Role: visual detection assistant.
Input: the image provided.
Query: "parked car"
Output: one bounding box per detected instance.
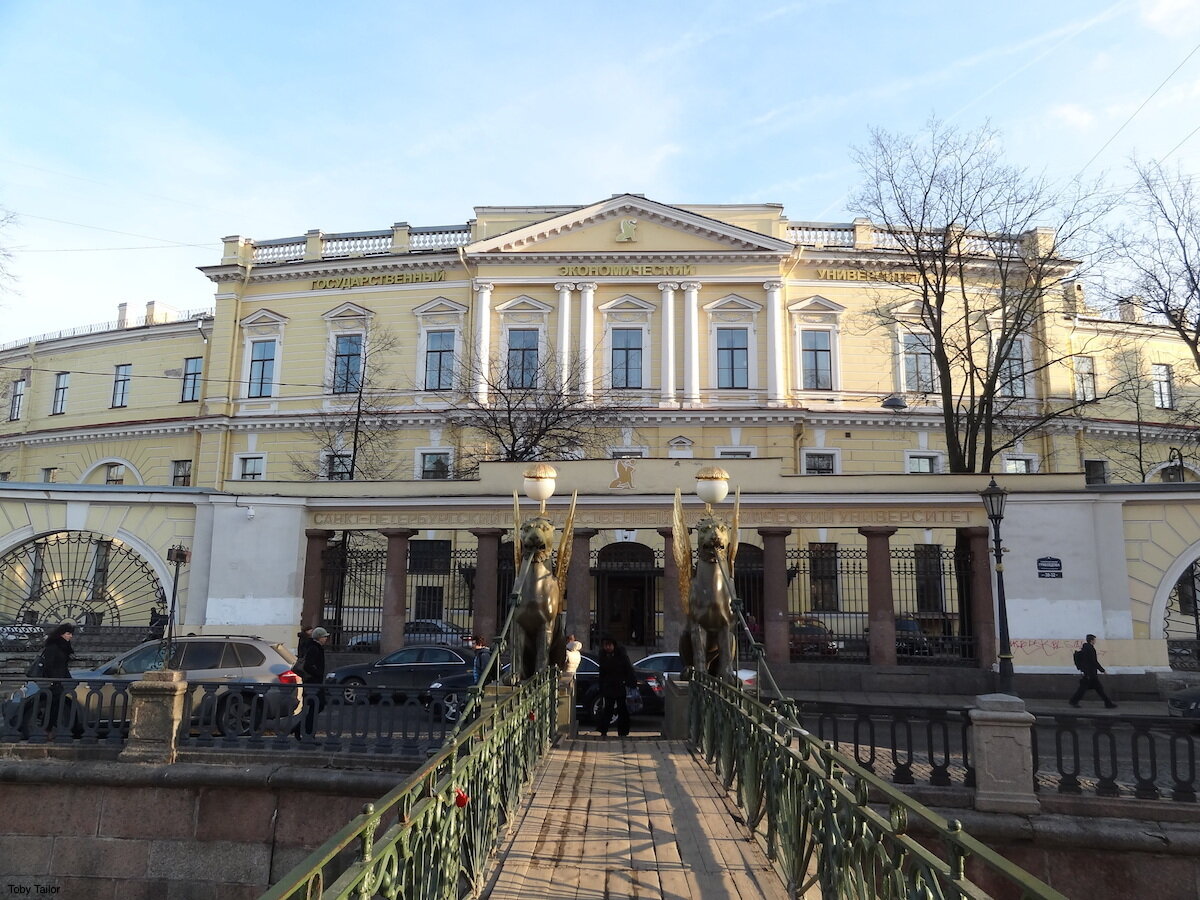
[2,635,302,737]
[863,617,934,656]
[633,652,759,690]
[1167,686,1200,718]
[789,617,840,656]
[404,619,473,647]
[0,619,44,650]
[325,643,474,703]
[345,632,381,653]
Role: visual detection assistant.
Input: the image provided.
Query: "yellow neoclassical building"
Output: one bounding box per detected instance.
[1,194,1199,686]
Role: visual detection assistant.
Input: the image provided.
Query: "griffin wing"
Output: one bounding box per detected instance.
[672,489,692,618]
[728,487,741,578]
[512,491,523,571]
[554,491,578,602]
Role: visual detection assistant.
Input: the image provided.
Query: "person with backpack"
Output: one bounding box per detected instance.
[292,626,329,738]
[1069,634,1117,709]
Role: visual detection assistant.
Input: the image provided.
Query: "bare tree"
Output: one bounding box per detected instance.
[291,325,403,481]
[438,350,638,475]
[850,118,1113,472]
[1110,159,1200,370]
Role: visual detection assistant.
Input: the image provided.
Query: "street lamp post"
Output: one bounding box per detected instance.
[163,545,191,654]
[979,478,1014,695]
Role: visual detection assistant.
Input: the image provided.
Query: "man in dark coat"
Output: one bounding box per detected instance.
[1069,634,1116,708]
[294,627,329,737]
[40,622,75,735]
[296,625,315,660]
[596,636,636,738]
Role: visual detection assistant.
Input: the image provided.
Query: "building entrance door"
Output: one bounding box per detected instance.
[592,542,661,651]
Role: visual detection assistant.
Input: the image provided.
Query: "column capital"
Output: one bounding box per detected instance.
[763,281,783,292]
[469,527,506,538]
[554,282,577,292]
[473,279,494,292]
[657,281,680,292]
[379,528,418,539]
[305,529,335,540]
[680,281,701,292]
[757,526,792,537]
[576,281,597,292]
[858,525,898,539]
[572,528,600,540]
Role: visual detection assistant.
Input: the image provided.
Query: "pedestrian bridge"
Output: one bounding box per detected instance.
[259,669,1067,900]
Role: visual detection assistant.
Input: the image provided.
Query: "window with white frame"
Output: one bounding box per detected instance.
[717,328,749,389]
[1074,356,1096,402]
[247,340,276,398]
[326,453,353,481]
[238,456,265,480]
[425,331,455,390]
[1153,363,1175,409]
[105,464,125,485]
[8,379,24,421]
[718,449,754,459]
[902,333,938,393]
[799,330,833,390]
[1084,460,1108,484]
[611,449,646,459]
[1002,456,1035,474]
[420,451,450,480]
[507,329,539,388]
[181,357,203,402]
[51,373,69,415]
[172,460,192,487]
[906,453,940,474]
[997,339,1029,398]
[331,334,363,394]
[42,467,57,483]
[111,364,131,408]
[802,450,837,475]
[611,328,643,389]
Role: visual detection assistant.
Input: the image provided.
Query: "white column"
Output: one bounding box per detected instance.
[555,282,575,390]
[764,281,784,403]
[681,281,701,404]
[472,280,494,404]
[658,282,678,406]
[578,282,597,401]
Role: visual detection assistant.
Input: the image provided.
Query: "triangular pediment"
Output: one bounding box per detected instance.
[788,295,846,315]
[495,294,554,314]
[598,294,656,313]
[321,301,374,322]
[413,296,469,317]
[240,308,289,327]
[704,293,763,313]
[467,194,794,256]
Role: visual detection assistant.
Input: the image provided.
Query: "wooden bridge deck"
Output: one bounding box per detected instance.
[481,734,792,900]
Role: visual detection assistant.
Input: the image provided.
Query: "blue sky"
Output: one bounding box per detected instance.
[1,0,1199,342]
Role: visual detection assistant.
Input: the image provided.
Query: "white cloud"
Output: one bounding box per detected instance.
[1048,104,1098,129]
[1140,0,1200,34]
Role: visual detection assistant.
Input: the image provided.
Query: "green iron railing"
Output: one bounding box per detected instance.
[688,672,1067,899]
[260,558,556,900]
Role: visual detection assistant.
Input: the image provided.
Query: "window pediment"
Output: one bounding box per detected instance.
[321,301,375,322]
[704,293,762,314]
[787,294,845,315]
[240,308,288,328]
[413,296,469,317]
[495,294,553,315]
[598,294,655,313]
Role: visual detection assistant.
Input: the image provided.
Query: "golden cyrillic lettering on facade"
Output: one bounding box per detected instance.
[311,270,447,290]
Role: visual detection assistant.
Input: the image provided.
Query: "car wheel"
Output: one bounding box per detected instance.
[217,693,263,737]
[433,692,461,723]
[341,678,366,704]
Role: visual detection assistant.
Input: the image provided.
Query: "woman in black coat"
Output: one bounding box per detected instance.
[596,636,636,738]
[40,622,76,734]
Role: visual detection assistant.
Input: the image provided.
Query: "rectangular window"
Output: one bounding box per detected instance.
[172,460,193,487]
[1003,457,1033,474]
[611,449,645,459]
[9,379,25,421]
[800,330,832,390]
[42,467,57,483]
[1153,363,1175,409]
[718,450,753,458]
[507,329,539,388]
[410,539,452,574]
[421,451,450,480]
[902,333,937,393]
[803,452,836,475]
[51,373,69,415]
[0,472,10,482]
[105,464,125,485]
[809,542,840,612]
[239,456,264,480]
[717,328,749,389]
[248,341,276,398]
[907,454,938,474]
[332,334,363,394]
[326,453,353,481]
[181,357,203,402]
[1074,356,1096,402]
[998,341,1027,398]
[111,364,131,408]
[611,328,643,389]
[1084,460,1108,485]
[914,544,944,612]
[424,331,455,390]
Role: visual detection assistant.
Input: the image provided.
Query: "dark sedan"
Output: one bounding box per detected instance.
[325,644,474,702]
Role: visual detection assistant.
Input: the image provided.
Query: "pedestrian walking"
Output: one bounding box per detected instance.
[293,626,329,737]
[472,634,494,683]
[564,633,582,678]
[40,622,76,736]
[296,624,315,659]
[596,635,636,738]
[1069,634,1117,708]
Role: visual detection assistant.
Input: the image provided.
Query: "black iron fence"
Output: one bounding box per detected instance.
[1033,712,1200,802]
[0,675,133,745]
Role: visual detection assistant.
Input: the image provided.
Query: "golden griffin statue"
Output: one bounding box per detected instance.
[673,468,740,683]
[511,464,577,681]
